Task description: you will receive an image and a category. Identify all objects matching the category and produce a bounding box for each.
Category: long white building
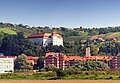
[0,58,14,73]
[28,32,63,46]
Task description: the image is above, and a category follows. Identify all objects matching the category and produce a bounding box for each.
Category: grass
[0,28,17,35]
[1,70,120,80]
[90,32,120,41]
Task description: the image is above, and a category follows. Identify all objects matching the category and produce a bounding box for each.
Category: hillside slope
[0,28,17,34]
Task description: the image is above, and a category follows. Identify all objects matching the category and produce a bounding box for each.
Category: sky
[0,0,120,28]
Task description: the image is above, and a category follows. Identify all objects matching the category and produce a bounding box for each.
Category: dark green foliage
[55,68,66,78]
[65,66,80,75]
[99,41,120,55]
[0,22,120,56]
[14,54,33,71]
[36,57,44,69]
[44,64,57,71]
[73,61,109,71]
[0,32,38,56]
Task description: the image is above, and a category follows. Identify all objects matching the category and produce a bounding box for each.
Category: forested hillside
[0,22,120,56]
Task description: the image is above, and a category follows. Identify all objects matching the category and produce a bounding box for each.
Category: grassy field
[90,32,120,40]
[0,80,120,83]
[0,28,17,34]
[0,70,120,80]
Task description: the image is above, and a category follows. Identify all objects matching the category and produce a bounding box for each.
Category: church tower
[85,41,91,57]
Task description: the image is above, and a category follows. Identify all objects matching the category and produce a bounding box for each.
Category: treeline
[0,22,120,35]
[0,32,85,56]
[0,22,120,56]
[80,27,120,36]
[0,22,30,28]
[0,32,120,56]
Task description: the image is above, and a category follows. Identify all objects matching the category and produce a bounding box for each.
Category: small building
[28,32,63,46]
[26,56,39,65]
[0,58,14,73]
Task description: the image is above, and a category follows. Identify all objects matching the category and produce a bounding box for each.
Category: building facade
[44,52,65,70]
[28,32,63,46]
[0,58,14,73]
[44,52,113,69]
[111,53,120,68]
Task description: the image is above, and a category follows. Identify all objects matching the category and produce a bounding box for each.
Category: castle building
[27,32,63,46]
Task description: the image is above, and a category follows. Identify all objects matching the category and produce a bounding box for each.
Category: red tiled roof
[27,34,44,38]
[27,33,63,39]
[64,56,84,61]
[45,52,113,61]
[27,56,39,60]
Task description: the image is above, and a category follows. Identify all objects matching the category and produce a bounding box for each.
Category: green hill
[90,32,120,41]
[0,28,17,35]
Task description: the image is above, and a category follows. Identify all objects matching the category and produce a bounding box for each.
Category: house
[0,55,39,69]
[0,58,14,73]
[28,32,63,46]
[26,56,39,65]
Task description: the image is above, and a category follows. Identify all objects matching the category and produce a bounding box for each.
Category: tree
[36,57,44,69]
[55,68,66,78]
[0,32,41,56]
[44,64,57,71]
[74,61,109,70]
[14,54,33,71]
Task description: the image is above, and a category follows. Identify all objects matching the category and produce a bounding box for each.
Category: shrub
[55,68,66,78]
[44,64,57,71]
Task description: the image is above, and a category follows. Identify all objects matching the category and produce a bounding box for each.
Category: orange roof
[45,52,113,61]
[64,56,85,61]
[27,60,34,65]
[45,52,56,57]
[45,52,66,58]
[0,56,17,59]
[28,34,44,38]
[27,56,39,60]
[28,33,63,39]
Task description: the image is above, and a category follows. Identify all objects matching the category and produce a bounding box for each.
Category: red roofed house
[44,52,113,70]
[111,53,120,68]
[28,32,63,46]
[26,56,39,66]
[44,52,66,70]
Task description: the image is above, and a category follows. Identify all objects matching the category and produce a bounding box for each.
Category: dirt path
[0,80,120,83]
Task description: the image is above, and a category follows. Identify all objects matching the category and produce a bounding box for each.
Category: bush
[65,66,80,75]
[55,68,66,78]
[44,64,57,71]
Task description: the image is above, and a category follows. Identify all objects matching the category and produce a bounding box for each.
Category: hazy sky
[0,0,120,28]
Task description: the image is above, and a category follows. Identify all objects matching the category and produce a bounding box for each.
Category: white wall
[43,38,52,46]
[52,35,63,46]
[29,35,63,46]
[0,58,14,73]
[29,38,43,45]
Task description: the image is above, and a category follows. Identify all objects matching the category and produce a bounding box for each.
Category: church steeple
[85,41,91,57]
